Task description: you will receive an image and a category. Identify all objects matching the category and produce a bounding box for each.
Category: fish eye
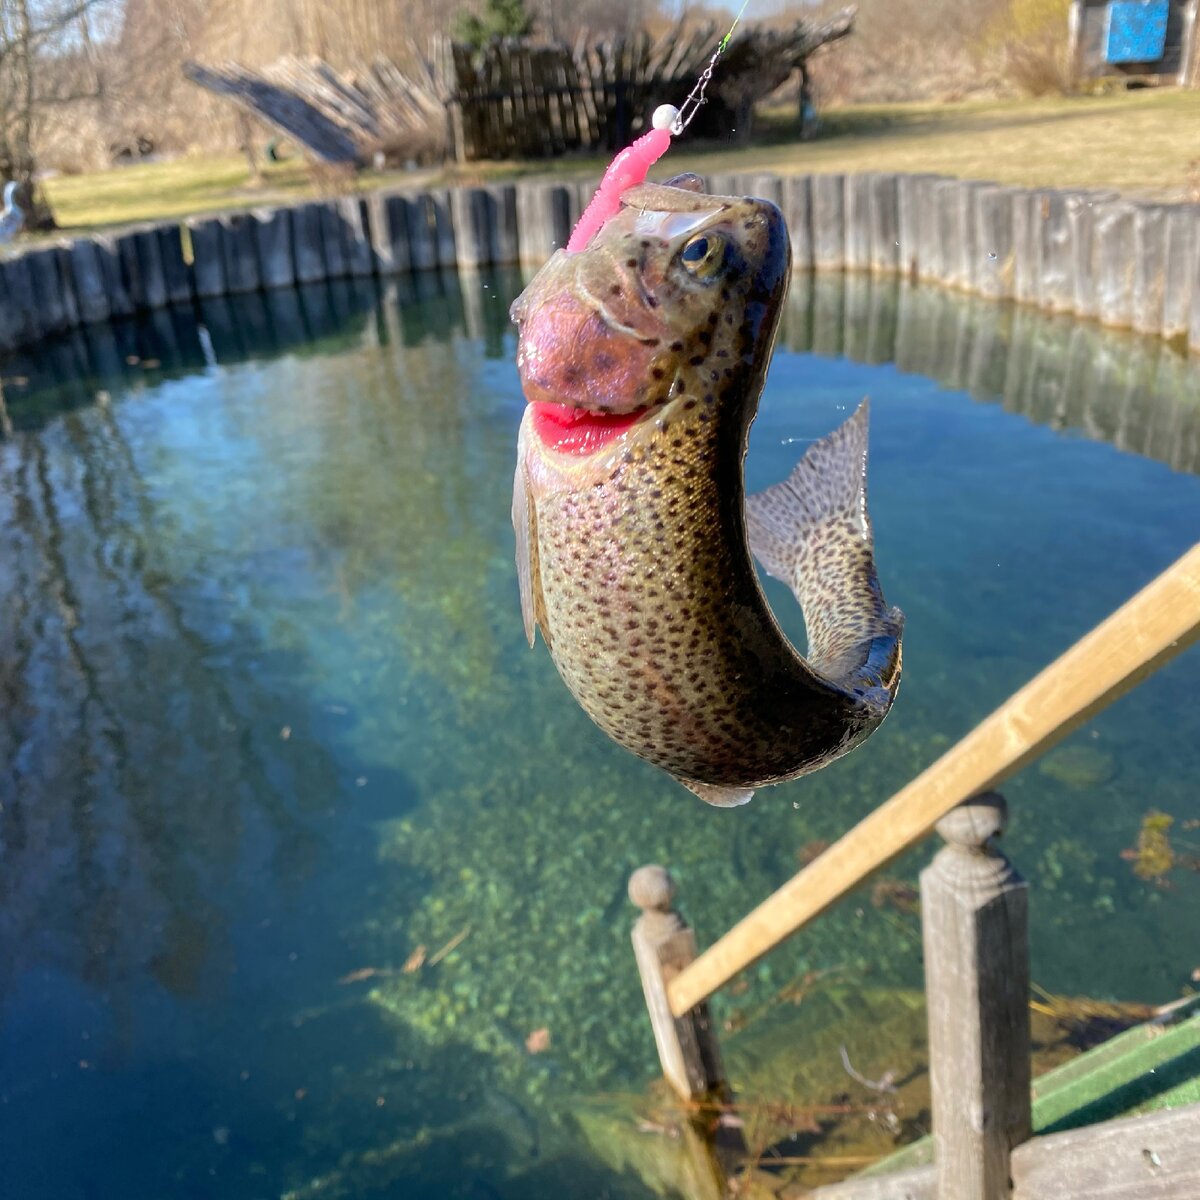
[679,234,726,278]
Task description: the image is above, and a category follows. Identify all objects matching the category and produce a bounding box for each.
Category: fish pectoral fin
[512,462,547,649]
[678,777,756,808]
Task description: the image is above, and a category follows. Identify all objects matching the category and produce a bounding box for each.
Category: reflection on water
[1,271,1198,1199]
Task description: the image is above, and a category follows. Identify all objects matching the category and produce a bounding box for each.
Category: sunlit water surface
[1,270,1198,1199]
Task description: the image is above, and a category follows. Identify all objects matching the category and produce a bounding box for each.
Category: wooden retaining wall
[2,173,1199,358]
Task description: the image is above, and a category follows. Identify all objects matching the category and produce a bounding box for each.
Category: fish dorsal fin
[512,461,549,650]
[678,778,755,808]
[746,399,902,687]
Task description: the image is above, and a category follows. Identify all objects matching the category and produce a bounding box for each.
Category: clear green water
[1,270,1198,1199]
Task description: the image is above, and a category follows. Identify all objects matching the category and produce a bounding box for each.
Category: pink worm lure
[565,114,676,254]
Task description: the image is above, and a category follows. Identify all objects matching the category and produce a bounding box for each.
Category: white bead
[651,104,680,132]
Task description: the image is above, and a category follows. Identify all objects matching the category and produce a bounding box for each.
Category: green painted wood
[859,998,1200,1179]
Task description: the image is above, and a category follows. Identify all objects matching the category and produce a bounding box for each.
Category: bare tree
[0,0,117,227]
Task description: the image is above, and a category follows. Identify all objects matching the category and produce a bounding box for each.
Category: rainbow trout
[510,175,903,807]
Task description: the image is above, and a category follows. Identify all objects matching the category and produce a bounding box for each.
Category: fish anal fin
[678,777,755,808]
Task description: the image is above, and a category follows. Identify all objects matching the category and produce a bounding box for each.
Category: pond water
[1,269,1198,1200]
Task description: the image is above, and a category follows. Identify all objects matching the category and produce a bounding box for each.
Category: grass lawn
[42,88,1200,233]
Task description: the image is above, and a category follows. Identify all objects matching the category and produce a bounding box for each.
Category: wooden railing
[628,542,1200,1200]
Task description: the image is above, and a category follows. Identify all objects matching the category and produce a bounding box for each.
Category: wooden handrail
[668,541,1200,1017]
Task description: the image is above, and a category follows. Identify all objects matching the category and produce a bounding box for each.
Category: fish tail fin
[746,399,903,695]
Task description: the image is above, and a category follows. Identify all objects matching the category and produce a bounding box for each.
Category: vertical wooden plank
[1162,204,1198,342]
[811,174,846,271]
[132,226,168,310]
[1037,190,1075,312]
[187,216,226,299]
[292,202,328,285]
[0,259,29,351]
[1132,203,1169,336]
[896,173,943,280]
[843,172,874,271]
[628,866,724,1101]
[917,177,952,283]
[1012,189,1042,306]
[1067,190,1117,319]
[1190,208,1200,354]
[868,173,899,275]
[92,232,135,317]
[451,187,492,269]
[405,194,438,273]
[338,194,375,277]
[24,246,73,335]
[318,201,349,279]
[67,237,110,325]
[366,191,411,276]
[782,175,814,273]
[747,173,783,210]
[221,211,262,295]
[429,188,458,269]
[922,794,1031,1200]
[972,185,1017,300]
[1093,200,1137,328]
[487,183,520,266]
[253,207,296,290]
[516,182,570,266]
[158,224,193,304]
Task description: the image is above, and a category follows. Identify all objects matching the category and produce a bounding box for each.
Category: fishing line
[670,0,752,136]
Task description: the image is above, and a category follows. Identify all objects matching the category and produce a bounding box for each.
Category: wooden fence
[2,172,1200,359]
[631,546,1200,1199]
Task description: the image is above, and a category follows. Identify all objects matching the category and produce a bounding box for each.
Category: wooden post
[812,174,846,271]
[1131,204,1168,336]
[221,212,261,294]
[338,195,376,277]
[1093,201,1137,328]
[844,172,874,272]
[783,174,814,273]
[158,224,193,304]
[292,202,328,285]
[405,194,438,273]
[1012,189,1042,306]
[92,232,134,318]
[897,173,943,281]
[868,173,899,275]
[1067,191,1117,319]
[253,207,296,290]
[972,185,1016,301]
[26,246,73,335]
[922,792,1031,1200]
[1036,190,1074,312]
[187,217,226,299]
[429,189,458,270]
[487,184,520,266]
[1191,210,1200,355]
[629,865,724,1101]
[132,226,168,310]
[1162,205,1198,343]
[318,202,349,279]
[452,187,493,269]
[67,237,110,325]
[516,182,570,266]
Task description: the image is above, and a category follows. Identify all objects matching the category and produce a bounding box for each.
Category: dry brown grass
[40,89,1200,232]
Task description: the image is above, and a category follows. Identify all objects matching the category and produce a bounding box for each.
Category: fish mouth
[529,397,662,456]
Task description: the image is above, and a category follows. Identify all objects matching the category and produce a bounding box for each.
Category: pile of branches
[182,9,856,167]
